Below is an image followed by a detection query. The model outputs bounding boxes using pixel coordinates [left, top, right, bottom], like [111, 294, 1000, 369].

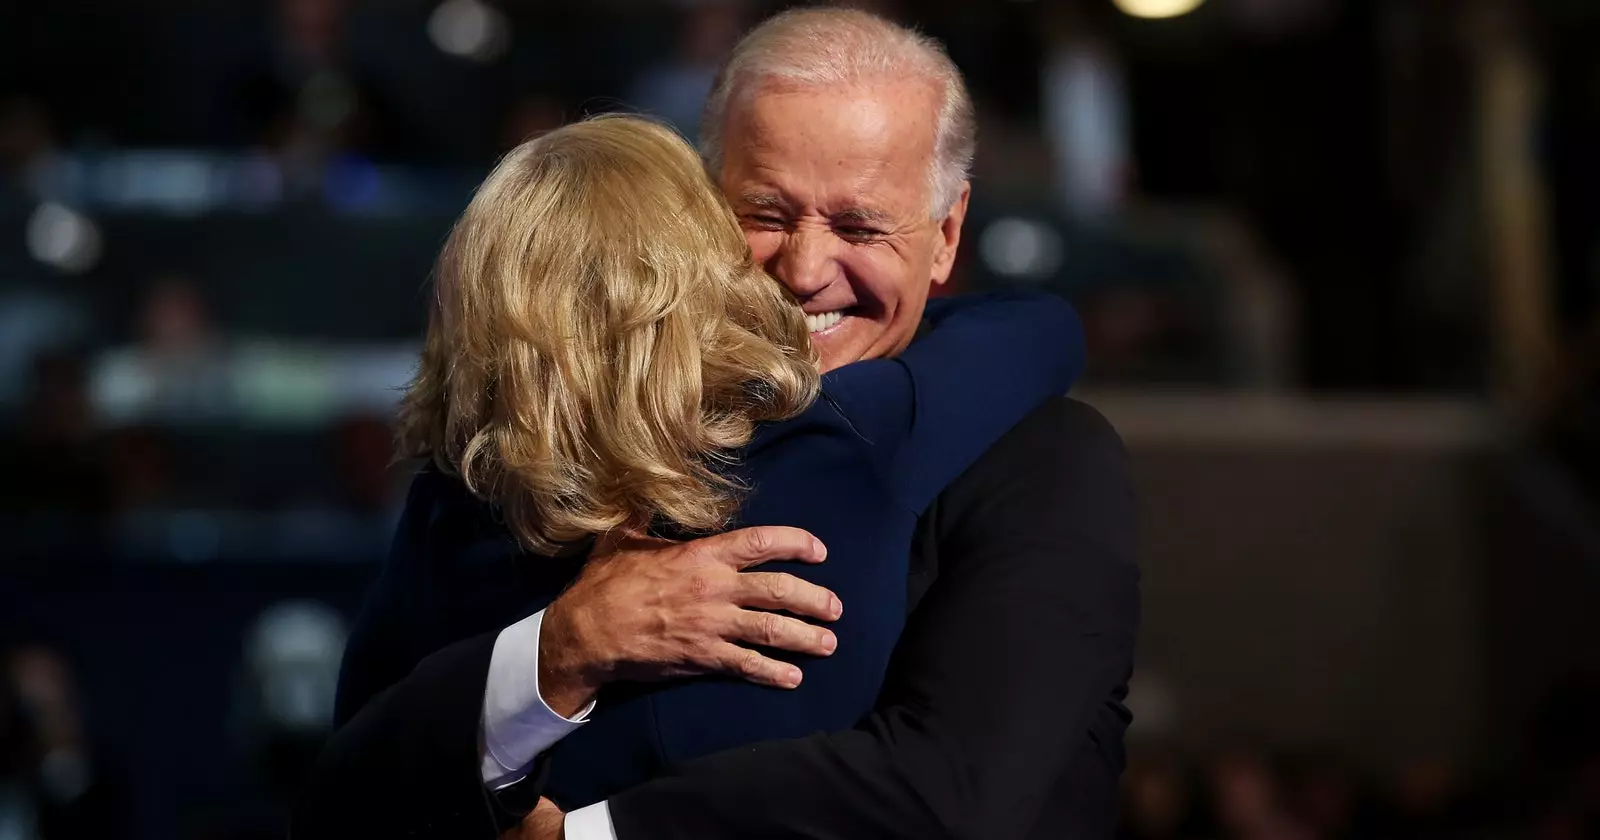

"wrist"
[538, 600, 608, 718]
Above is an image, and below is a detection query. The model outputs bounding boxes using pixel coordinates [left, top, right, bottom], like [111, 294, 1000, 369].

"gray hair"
[698, 7, 977, 218]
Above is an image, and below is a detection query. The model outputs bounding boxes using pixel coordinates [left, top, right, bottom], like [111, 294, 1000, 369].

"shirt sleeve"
[565, 801, 620, 840]
[482, 609, 597, 789]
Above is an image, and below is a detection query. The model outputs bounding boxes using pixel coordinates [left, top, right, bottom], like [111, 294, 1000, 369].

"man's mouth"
[805, 310, 845, 334]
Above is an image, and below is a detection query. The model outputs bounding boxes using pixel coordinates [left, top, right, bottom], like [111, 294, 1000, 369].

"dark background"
[1, 0, 1597, 838]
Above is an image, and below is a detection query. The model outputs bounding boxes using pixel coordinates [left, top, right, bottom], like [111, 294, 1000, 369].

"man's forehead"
[734, 82, 936, 147]
[724, 87, 934, 219]
[729, 83, 934, 155]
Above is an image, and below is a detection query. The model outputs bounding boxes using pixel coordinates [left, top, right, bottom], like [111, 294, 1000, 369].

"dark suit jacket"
[291, 396, 1140, 839]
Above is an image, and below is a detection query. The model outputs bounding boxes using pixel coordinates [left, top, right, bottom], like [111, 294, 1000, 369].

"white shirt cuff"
[565, 801, 618, 840]
[481, 608, 595, 788]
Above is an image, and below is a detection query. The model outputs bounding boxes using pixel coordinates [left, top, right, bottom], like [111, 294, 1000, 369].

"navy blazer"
[334, 291, 1084, 811]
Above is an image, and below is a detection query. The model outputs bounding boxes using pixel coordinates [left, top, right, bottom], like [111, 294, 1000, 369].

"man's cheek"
[839, 256, 894, 314]
[745, 231, 782, 264]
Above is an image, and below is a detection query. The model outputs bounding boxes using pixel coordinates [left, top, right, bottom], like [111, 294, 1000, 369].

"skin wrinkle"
[719, 77, 964, 372]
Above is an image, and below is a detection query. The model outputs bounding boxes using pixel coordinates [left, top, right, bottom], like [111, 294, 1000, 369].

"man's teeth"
[805, 311, 844, 333]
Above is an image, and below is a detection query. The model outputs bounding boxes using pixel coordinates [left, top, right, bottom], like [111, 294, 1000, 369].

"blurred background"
[1, 0, 1597, 837]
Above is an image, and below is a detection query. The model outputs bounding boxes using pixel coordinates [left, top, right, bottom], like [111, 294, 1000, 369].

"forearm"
[605, 574, 1136, 840]
[609, 714, 941, 840]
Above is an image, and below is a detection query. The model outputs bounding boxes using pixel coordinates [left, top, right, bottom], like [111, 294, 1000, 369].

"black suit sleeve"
[607, 397, 1141, 840]
[290, 630, 549, 839]
[291, 469, 555, 840]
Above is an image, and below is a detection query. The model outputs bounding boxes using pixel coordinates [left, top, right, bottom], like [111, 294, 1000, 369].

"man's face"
[718, 80, 969, 372]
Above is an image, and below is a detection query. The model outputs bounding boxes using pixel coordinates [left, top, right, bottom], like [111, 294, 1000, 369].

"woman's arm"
[823, 291, 1084, 512]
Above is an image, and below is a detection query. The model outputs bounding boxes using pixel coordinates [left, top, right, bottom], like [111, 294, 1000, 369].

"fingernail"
[783, 666, 802, 688]
[830, 596, 843, 618]
[812, 537, 827, 560]
[821, 632, 837, 654]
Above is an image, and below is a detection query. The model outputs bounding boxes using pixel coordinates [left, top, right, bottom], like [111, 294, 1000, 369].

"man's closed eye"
[836, 226, 885, 242]
[743, 214, 789, 230]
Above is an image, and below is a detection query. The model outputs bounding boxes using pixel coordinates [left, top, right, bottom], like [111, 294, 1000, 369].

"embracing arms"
[593, 398, 1140, 839]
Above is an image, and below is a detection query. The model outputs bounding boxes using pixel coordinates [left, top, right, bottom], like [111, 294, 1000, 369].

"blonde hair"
[399, 115, 820, 554]
[699, 7, 976, 217]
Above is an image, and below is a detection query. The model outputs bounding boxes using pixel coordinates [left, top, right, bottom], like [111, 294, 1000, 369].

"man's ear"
[930, 182, 971, 287]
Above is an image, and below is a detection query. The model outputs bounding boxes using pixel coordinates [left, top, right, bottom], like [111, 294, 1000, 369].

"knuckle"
[687, 639, 717, 668]
[745, 528, 772, 556]
[678, 540, 708, 567]
[739, 647, 767, 678]
[766, 574, 791, 601]
[758, 611, 783, 646]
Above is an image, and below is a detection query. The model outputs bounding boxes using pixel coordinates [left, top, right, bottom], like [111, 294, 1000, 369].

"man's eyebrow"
[736, 193, 894, 226]
[738, 190, 791, 212]
[831, 207, 895, 227]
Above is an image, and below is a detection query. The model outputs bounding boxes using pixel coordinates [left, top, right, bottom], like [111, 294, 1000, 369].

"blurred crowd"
[1116, 696, 1600, 840]
[0, 646, 124, 840]
[0, 281, 406, 566]
[5, 0, 1598, 390]
[0, 0, 1296, 563]
[4, 641, 1597, 839]
[1, 598, 353, 840]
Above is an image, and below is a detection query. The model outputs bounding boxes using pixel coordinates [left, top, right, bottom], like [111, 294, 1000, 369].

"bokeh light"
[427, 0, 511, 63]
[25, 202, 103, 274]
[1113, 0, 1207, 20]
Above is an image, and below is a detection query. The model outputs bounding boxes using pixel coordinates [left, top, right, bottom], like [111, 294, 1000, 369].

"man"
[292, 8, 1138, 840]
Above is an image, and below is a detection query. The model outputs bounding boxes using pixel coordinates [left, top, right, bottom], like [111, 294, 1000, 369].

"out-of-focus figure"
[0, 645, 126, 840]
[1040, 6, 1132, 222]
[1206, 749, 1314, 840]
[235, 0, 411, 180]
[1118, 745, 1201, 840]
[626, 0, 745, 138]
[240, 602, 348, 804]
[93, 274, 231, 426]
[0, 353, 110, 560]
[0, 96, 55, 190]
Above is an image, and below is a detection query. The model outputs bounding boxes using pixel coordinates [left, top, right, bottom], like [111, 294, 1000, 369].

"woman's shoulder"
[743, 391, 866, 455]
[391, 464, 582, 621]
[393, 464, 551, 578]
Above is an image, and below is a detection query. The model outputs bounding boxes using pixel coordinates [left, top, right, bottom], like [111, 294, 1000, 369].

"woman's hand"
[537, 526, 842, 717]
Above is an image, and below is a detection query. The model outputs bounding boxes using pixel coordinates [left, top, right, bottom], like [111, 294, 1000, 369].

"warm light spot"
[1112, 0, 1207, 20]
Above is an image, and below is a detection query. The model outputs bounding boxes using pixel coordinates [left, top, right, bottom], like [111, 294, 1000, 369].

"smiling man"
[293, 9, 1138, 840]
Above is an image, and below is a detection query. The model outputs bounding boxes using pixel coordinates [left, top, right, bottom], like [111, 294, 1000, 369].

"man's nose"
[769, 228, 839, 299]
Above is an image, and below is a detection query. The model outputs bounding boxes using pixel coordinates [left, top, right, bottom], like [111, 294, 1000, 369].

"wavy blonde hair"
[398, 115, 820, 554]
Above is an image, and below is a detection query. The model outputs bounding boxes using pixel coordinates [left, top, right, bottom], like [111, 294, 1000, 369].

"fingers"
[706, 526, 827, 570]
[736, 572, 842, 621]
[728, 607, 838, 657]
[707, 642, 804, 689]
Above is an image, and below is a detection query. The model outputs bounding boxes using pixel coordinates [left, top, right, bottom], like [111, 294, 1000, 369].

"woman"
[351, 115, 1082, 808]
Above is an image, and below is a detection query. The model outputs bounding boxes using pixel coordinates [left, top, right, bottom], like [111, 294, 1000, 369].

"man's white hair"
[699, 7, 977, 219]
